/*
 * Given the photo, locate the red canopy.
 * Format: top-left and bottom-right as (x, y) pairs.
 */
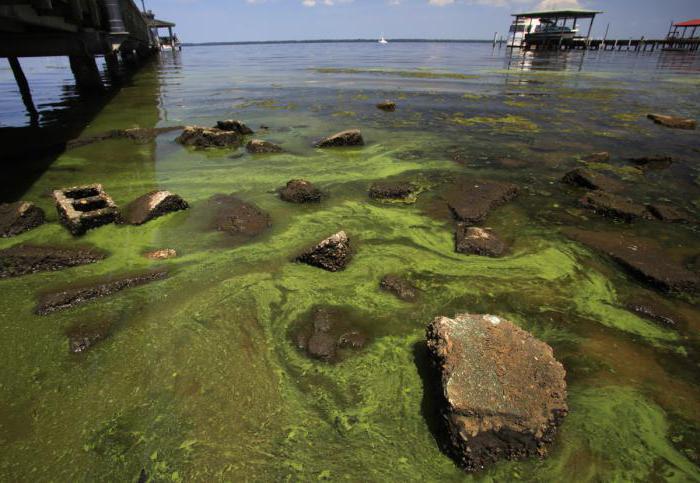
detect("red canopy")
(674, 19), (700, 27)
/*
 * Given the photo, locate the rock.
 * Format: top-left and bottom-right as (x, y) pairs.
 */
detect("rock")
(380, 274), (418, 302)
(579, 191), (652, 222)
(314, 129), (364, 148)
(216, 119), (254, 135)
(455, 225), (506, 257)
(624, 299), (679, 328)
(562, 168), (623, 192)
(0, 244), (107, 278)
(647, 113), (696, 130)
(246, 139), (283, 153)
(144, 248), (177, 260)
(376, 100), (396, 112)
(447, 181), (519, 224)
(426, 313), (568, 472)
(646, 203), (694, 223)
(66, 321), (112, 354)
(122, 191), (189, 225)
(279, 179), (323, 203)
(36, 270), (168, 315)
(296, 231), (352, 272)
(627, 155), (673, 170)
(67, 126), (183, 149)
(369, 181), (415, 201)
(582, 152), (610, 163)
(293, 307), (368, 362)
(176, 126), (241, 148)
(53, 184), (119, 236)
(0, 201), (45, 237)
(564, 228), (699, 294)
(208, 195), (270, 242)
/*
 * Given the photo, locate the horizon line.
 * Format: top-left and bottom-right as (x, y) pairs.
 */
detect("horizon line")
(182, 38), (499, 47)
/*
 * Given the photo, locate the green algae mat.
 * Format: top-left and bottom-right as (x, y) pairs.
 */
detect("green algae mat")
(1, 45), (699, 481)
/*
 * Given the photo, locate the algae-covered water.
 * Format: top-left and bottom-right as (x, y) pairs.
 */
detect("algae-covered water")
(1, 43), (699, 481)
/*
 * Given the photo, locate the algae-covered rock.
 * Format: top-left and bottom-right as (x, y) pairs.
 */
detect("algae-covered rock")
(646, 203), (694, 223)
(0, 201), (45, 237)
(176, 126), (241, 148)
(144, 248), (177, 260)
(292, 306), (368, 362)
(122, 190), (189, 225)
(368, 181), (415, 201)
(246, 139), (283, 153)
(376, 100), (396, 112)
(278, 179), (323, 203)
(426, 313), (568, 472)
(582, 152), (610, 163)
(296, 231), (352, 272)
(562, 168), (624, 192)
(579, 191), (652, 222)
(314, 129), (364, 148)
(447, 181), (518, 224)
(455, 225), (506, 257)
(0, 244), (107, 278)
(208, 194), (271, 241)
(216, 119), (254, 135)
(66, 320), (112, 354)
(380, 274), (418, 302)
(647, 113), (696, 130)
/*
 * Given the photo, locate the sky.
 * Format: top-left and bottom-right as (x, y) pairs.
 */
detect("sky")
(144, 0), (700, 43)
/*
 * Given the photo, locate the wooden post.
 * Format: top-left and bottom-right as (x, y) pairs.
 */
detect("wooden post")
(510, 16), (520, 49)
(8, 57), (39, 124)
(585, 15), (595, 49)
(69, 54), (103, 91)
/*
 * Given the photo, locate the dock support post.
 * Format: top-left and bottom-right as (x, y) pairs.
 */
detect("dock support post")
(104, 50), (121, 83)
(8, 57), (39, 125)
(69, 55), (103, 91)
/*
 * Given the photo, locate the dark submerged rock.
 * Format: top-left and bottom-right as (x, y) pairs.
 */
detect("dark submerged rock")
(176, 126), (241, 148)
(0, 201), (45, 237)
(369, 181), (415, 201)
(455, 225), (506, 257)
(66, 126), (183, 149)
(314, 129), (364, 148)
(0, 244), (106, 278)
(447, 181), (518, 224)
(53, 184), (119, 236)
(647, 113), (696, 130)
(122, 191), (189, 225)
(293, 307), (368, 362)
(36, 270), (168, 315)
(564, 228), (699, 294)
(246, 139), (283, 153)
(627, 155), (673, 170)
(579, 191), (652, 222)
(380, 274), (418, 302)
(216, 119), (254, 135)
(296, 231), (352, 272)
(66, 320), (112, 354)
(376, 100), (396, 112)
(279, 179), (323, 203)
(426, 314), (568, 472)
(582, 152), (610, 163)
(624, 299), (679, 328)
(646, 203), (694, 223)
(209, 194), (271, 241)
(562, 168), (623, 192)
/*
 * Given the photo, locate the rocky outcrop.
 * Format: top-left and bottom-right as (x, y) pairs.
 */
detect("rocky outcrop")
(144, 248), (177, 260)
(647, 113), (696, 130)
(564, 228), (699, 294)
(209, 194), (271, 241)
(36, 270), (168, 315)
(0, 244), (107, 278)
(646, 203), (694, 223)
(455, 225), (506, 257)
(314, 129), (364, 148)
(426, 314), (568, 472)
(376, 100), (396, 112)
(216, 119), (254, 135)
(279, 179), (323, 203)
(369, 181), (415, 201)
(246, 139), (283, 153)
(0, 201), (45, 237)
(176, 126), (241, 148)
(562, 168), (623, 192)
(579, 191), (652, 222)
(53, 184), (119, 236)
(293, 306), (367, 362)
(122, 191), (189, 225)
(380, 274), (418, 302)
(296, 231), (352, 272)
(582, 152), (610, 163)
(447, 181), (518, 224)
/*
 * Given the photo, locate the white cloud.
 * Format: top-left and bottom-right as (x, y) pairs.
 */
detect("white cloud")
(535, 0), (582, 9)
(428, 0), (455, 5)
(302, 0), (353, 6)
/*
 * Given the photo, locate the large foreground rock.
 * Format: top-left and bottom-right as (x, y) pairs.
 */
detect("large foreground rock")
(176, 126), (241, 148)
(647, 113), (696, 130)
(122, 191), (189, 225)
(447, 181), (518, 224)
(579, 191), (652, 222)
(426, 314), (568, 472)
(296, 231), (352, 272)
(455, 225), (505, 257)
(0, 201), (45, 237)
(314, 129), (364, 148)
(279, 179), (323, 203)
(562, 168), (623, 192)
(0, 244), (106, 278)
(565, 228), (699, 294)
(209, 194), (271, 241)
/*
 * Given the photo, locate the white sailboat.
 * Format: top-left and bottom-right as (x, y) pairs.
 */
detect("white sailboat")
(378, 34), (388, 44)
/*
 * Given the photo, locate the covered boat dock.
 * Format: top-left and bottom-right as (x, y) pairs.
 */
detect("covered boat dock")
(509, 9), (602, 50)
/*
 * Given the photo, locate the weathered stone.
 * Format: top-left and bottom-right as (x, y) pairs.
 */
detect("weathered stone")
(216, 119), (254, 135)
(582, 152), (610, 163)
(122, 191), (188, 225)
(314, 129), (364, 148)
(647, 113), (696, 130)
(176, 126), (241, 148)
(562, 168), (623, 192)
(368, 181), (415, 201)
(0, 244), (106, 278)
(36, 270), (168, 315)
(564, 228), (699, 294)
(579, 191), (652, 222)
(0, 201), (45, 237)
(380, 274), (418, 302)
(624, 299), (679, 328)
(627, 155), (673, 170)
(455, 225), (506, 257)
(447, 181), (518, 224)
(279, 179), (323, 203)
(376, 100), (396, 112)
(53, 184), (119, 236)
(426, 314), (568, 472)
(293, 307), (368, 362)
(646, 203), (694, 223)
(246, 139), (283, 153)
(296, 231), (352, 272)
(209, 194), (271, 241)
(144, 248), (177, 260)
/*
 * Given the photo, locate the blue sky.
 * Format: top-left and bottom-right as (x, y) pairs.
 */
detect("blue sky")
(144, 0), (699, 43)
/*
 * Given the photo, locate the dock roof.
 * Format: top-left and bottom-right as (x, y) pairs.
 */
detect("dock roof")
(148, 18), (176, 28)
(512, 9), (603, 19)
(674, 19), (700, 27)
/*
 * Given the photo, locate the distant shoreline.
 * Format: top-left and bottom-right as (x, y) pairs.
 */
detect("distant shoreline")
(182, 39), (494, 47)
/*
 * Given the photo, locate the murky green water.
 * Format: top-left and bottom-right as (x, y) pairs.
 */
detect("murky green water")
(1, 44), (699, 481)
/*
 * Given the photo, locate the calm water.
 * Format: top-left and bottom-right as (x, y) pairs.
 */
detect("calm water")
(1, 43), (699, 481)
